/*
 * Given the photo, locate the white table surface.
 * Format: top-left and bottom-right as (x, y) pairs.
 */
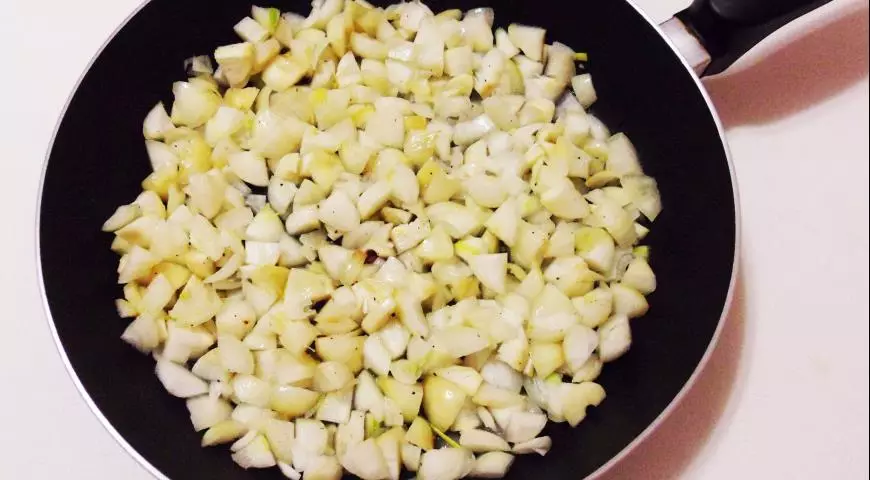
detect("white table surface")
(0, 0), (867, 478)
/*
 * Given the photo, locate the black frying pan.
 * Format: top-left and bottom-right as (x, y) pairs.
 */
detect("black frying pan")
(37, 0), (831, 478)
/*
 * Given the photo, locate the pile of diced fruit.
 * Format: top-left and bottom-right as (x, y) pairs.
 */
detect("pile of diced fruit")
(103, 1), (661, 478)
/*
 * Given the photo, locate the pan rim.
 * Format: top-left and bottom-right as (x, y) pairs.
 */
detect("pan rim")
(33, 1), (741, 479)
(585, 1), (741, 478)
(35, 3), (171, 479)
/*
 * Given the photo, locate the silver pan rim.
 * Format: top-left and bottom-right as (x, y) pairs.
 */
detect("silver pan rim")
(35, 1), (172, 478)
(587, 1), (742, 478)
(34, 1), (741, 479)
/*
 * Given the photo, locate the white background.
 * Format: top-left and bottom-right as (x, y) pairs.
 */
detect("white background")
(0, 0), (867, 478)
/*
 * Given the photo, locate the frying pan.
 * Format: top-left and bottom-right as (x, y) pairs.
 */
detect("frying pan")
(36, 0), (831, 478)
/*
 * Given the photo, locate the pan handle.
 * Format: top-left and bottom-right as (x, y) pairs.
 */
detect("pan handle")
(664, 0), (836, 76)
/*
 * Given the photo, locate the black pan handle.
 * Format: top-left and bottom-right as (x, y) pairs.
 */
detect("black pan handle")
(676, 0), (837, 76)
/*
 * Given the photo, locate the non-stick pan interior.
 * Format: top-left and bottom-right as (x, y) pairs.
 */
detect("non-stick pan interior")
(39, 0), (736, 478)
